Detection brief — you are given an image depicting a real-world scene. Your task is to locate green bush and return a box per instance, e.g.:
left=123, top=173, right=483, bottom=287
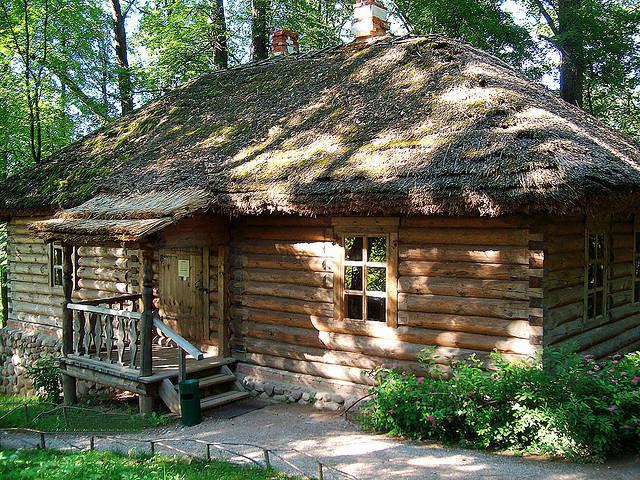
left=25, top=355, right=62, bottom=403
left=361, top=347, right=640, bottom=461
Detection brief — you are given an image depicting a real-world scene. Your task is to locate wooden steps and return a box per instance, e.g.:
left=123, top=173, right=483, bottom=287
left=158, top=358, right=248, bottom=415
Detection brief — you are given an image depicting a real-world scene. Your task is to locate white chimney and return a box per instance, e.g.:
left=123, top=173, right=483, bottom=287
left=352, top=0, right=390, bottom=41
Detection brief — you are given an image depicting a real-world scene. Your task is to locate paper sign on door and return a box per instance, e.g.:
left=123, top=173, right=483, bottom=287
left=178, top=259, right=190, bottom=279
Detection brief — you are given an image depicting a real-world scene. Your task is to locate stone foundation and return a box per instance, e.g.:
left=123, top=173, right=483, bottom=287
left=0, top=327, right=109, bottom=399
left=236, top=363, right=369, bottom=412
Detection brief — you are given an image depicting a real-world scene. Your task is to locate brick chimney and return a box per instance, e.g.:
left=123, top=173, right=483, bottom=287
left=352, top=0, right=389, bottom=41
left=271, top=30, right=300, bottom=56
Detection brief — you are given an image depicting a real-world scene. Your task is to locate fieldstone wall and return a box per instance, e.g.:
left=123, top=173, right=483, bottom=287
left=0, top=327, right=108, bottom=399
left=237, top=364, right=369, bottom=412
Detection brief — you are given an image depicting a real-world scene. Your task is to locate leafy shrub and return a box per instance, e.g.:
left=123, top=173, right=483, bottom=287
left=25, top=355, right=62, bottom=403
left=361, top=347, right=640, bottom=461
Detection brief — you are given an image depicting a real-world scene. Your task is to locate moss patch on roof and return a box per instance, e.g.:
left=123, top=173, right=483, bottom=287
left=2, top=35, right=640, bottom=217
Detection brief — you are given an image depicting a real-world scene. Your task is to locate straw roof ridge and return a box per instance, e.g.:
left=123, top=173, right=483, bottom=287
left=2, top=34, right=640, bottom=218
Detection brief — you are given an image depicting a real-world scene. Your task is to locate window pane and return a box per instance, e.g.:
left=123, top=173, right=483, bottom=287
left=367, top=296, right=386, bottom=322
left=596, top=264, right=604, bottom=288
left=588, top=235, right=597, bottom=260
left=595, top=292, right=604, bottom=317
left=588, top=264, right=595, bottom=289
left=54, top=247, right=63, bottom=266
left=54, top=269, right=63, bottom=287
left=596, top=234, right=604, bottom=259
left=345, top=266, right=363, bottom=291
left=345, top=236, right=363, bottom=261
left=346, top=294, right=363, bottom=319
left=367, top=237, right=387, bottom=262
left=367, top=267, right=386, bottom=292
left=587, top=294, right=595, bottom=319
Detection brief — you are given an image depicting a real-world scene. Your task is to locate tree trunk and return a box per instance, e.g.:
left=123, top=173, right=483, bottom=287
left=212, top=0, right=228, bottom=69
left=110, top=0, right=133, bottom=114
left=557, top=0, right=584, bottom=108
left=251, top=0, right=269, bottom=61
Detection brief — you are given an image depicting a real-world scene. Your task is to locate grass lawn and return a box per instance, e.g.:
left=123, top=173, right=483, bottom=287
left=0, top=395, right=168, bottom=432
left=0, top=449, right=295, bottom=480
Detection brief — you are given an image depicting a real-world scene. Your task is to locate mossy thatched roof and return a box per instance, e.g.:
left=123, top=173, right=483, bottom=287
left=2, top=35, right=640, bottom=217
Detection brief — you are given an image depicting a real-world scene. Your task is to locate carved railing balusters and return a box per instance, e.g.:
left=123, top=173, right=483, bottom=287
left=66, top=295, right=143, bottom=371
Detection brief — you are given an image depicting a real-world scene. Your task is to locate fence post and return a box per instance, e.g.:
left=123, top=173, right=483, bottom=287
left=23, top=404, right=29, bottom=426
left=39, top=432, right=46, bottom=449
left=263, top=449, right=271, bottom=469
left=62, top=406, right=69, bottom=428
left=205, top=443, right=211, bottom=461
left=149, top=441, right=155, bottom=455
left=89, top=436, right=95, bottom=451
left=317, top=461, right=324, bottom=480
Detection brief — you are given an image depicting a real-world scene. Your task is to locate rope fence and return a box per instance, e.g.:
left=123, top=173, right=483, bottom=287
left=0, top=428, right=361, bottom=480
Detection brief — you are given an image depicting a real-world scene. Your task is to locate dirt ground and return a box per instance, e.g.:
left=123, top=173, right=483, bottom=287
left=2, top=401, right=640, bottom=479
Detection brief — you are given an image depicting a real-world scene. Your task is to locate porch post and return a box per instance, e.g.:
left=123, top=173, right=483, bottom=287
left=140, top=247, right=154, bottom=377
left=61, top=245, right=77, bottom=405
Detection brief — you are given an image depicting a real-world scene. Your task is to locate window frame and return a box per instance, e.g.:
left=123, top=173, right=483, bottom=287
left=332, top=218, right=398, bottom=328
left=584, top=228, right=609, bottom=321
left=49, top=242, right=64, bottom=288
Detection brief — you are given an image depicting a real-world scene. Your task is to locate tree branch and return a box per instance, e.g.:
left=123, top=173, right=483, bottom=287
left=532, top=0, right=559, bottom=36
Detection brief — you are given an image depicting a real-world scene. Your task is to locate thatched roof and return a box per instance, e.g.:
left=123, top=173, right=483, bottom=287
left=30, top=190, right=208, bottom=243
left=2, top=35, right=640, bottom=218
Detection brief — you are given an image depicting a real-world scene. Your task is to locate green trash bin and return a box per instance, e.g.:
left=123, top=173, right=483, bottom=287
left=179, top=379, right=202, bottom=426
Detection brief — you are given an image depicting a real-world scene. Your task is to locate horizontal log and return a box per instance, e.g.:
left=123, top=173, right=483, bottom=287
left=8, top=244, right=48, bottom=255
left=10, top=263, right=49, bottom=275
left=77, top=279, right=131, bottom=294
left=241, top=322, right=325, bottom=349
left=398, top=276, right=529, bottom=301
left=10, top=312, right=62, bottom=328
left=77, top=246, right=130, bottom=258
left=78, top=257, right=131, bottom=269
left=238, top=280, right=333, bottom=303
left=234, top=254, right=334, bottom=273
left=568, top=314, right=640, bottom=352
left=237, top=268, right=333, bottom=288
left=544, top=235, right=583, bottom=253
left=237, top=226, right=332, bottom=242
left=609, top=302, right=640, bottom=322
left=587, top=325, right=640, bottom=359
left=545, top=285, right=583, bottom=309
left=9, top=281, right=62, bottom=296
left=400, top=216, right=526, bottom=229
left=12, top=292, right=66, bottom=307
left=398, top=260, right=528, bottom=280
left=77, top=267, right=129, bottom=283
left=398, top=311, right=532, bottom=339
left=398, top=244, right=530, bottom=265
left=235, top=240, right=333, bottom=258
left=9, top=273, right=49, bottom=284
left=544, top=253, right=583, bottom=271
left=7, top=234, right=44, bottom=245
left=399, top=293, right=529, bottom=320
left=400, top=228, right=529, bottom=246
left=11, top=301, right=63, bottom=317
left=609, top=290, right=632, bottom=309
left=546, top=302, right=583, bottom=328
left=545, top=268, right=583, bottom=290
left=242, top=352, right=374, bottom=385
left=542, top=220, right=584, bottom=236
left=241, top=294, right=333, bottom=317
left=245, top=338, right=425, bottom=373
left=237, top=307, right=329, bottom=329
left=11, top=253, right=48, bottom=264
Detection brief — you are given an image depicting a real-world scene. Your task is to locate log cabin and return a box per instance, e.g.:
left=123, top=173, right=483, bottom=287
left=2, top=4, right=640, bottom=413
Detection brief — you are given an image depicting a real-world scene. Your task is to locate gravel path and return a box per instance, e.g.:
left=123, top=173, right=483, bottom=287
left=2, top=401, right=640, bottom=479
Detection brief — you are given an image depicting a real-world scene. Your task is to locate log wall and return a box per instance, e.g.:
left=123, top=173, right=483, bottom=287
left=543, top=215, right=640, bottom=357
left=7, top=217, right=139, bottom=335
left=230, top=215, right=544, bottom=385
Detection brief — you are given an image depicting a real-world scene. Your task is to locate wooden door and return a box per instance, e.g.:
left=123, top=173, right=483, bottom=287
left=158, top=247, right=208, bottom=341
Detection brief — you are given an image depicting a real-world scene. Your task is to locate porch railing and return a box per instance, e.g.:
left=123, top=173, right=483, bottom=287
left=67, top=294, right=143, bottom=369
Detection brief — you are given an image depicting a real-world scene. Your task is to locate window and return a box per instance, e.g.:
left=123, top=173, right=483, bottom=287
left=634, top=231, right=640, bottom=302
left=344, top=235, right=388, bottom=322
left=49, top=243, right=64, bottom=288
left=333, top=218, right=398, bottom=327
left=585, top=232, right=607, bottom=320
